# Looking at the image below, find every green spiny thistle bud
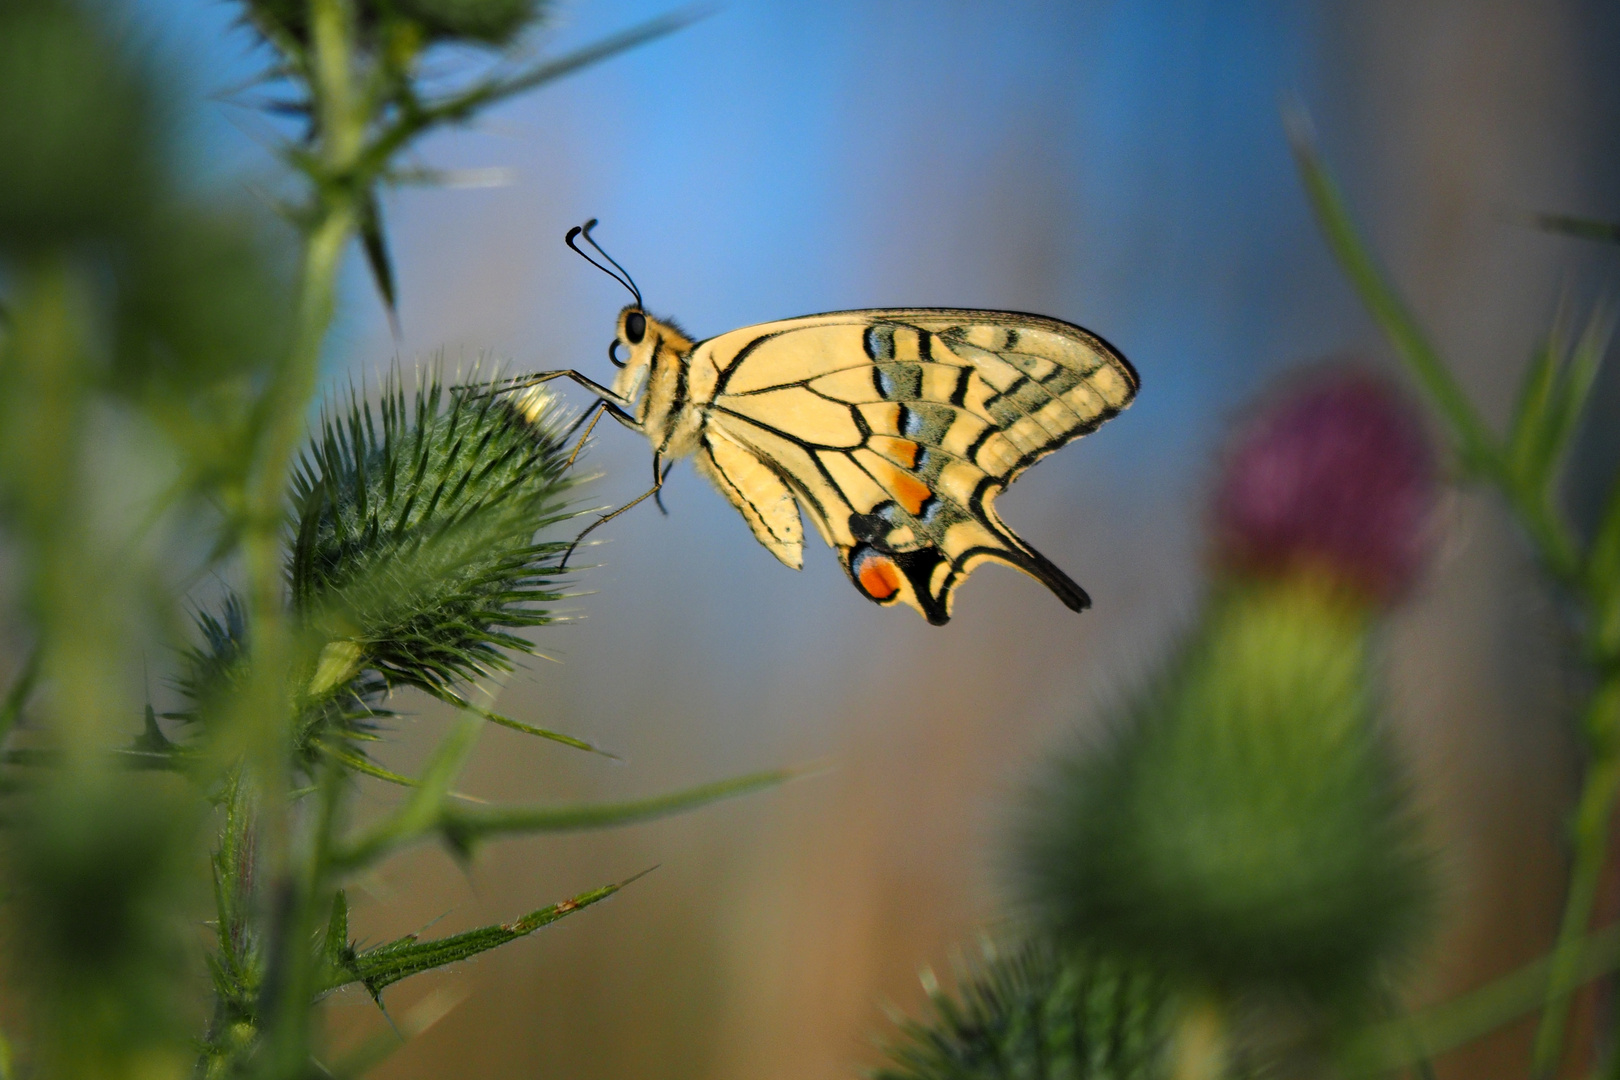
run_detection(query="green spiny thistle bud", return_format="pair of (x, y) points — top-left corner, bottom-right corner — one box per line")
(875, 939), (1171, 1080)
(171, 377), (582, 768)
(1018, 579), (1430, 1000)
(288, 375), (578, 703)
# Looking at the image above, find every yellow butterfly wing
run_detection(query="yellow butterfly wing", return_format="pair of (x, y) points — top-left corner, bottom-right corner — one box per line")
(689, 309), (1138, 624)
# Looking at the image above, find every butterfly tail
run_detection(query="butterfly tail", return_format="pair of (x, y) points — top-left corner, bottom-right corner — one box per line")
(1004, 542), (1092, 612)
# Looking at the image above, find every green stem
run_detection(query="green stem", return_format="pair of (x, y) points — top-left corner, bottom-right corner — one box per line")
(259, 764), (345, 1078)
(1345, 924), (1620, 1074)
(0, 259), (109, 759)
(1169, 996), (1228, 1080)
(1533, 724), (1620, 1078)
(235, 2), (364, 1075)
(239, 0), (363, 739)
(1289, 115), (1620, 1078)
(238, 190), (354, 1080)
(195, 774), (259, 1079)
(1500, 474), (1584, 590)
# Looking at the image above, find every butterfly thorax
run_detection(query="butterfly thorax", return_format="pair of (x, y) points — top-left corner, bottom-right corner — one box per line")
(610, 310), (711, 459)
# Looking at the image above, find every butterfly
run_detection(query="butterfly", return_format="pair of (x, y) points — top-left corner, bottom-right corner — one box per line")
(500, 220), (1139, 625)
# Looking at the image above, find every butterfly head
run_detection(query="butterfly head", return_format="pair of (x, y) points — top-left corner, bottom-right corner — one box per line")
(609, 304), (694, 403)
(564, 220), (695, 404)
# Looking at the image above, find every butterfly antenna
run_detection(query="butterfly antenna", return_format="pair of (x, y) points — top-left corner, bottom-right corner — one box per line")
(565, 218), (643, 307)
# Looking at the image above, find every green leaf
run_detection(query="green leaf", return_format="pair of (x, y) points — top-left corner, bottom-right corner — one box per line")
(1285, 109), (1500, 473)
(438, 767), (796, 853)
(325, 873), (644, 997)
(1, 747), (187, 771)
(312, 737), (419, 787)
(454, 700), (619, 759)
(1593, 471), (1620, 661)
(396, 0), (550, 46)
(1508, 334), (1562, 483)
(1507, 310), (1613, 490)
(324, 889), (350, 967)
(0, 651), (38, 747)
(357, 190), (400, 338)
(1551, 310), (1611, 458)
(133, 704), (175, 754)
(335, 765), (799, 870)
(1535, 213), (1620, 245)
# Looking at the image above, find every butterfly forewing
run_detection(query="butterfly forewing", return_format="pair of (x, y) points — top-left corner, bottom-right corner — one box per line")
(691, 309), (1136, 624)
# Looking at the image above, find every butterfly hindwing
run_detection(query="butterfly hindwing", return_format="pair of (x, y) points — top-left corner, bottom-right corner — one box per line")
(693, 309), (1136, 624)
(693, 427), (804, 569)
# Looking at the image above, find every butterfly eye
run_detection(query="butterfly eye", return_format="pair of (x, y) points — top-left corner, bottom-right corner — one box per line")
(608, 339), (627, 368)
(624, 311), (647, 344)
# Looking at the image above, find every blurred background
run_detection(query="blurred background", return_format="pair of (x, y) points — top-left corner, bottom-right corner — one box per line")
(77, 0), (1620, 1077)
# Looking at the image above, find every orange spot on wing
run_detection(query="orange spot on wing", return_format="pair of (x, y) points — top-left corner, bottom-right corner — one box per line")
(873, 436), (921, 469)
(857, 555), (902, 600)
(887, 469), (932, 515)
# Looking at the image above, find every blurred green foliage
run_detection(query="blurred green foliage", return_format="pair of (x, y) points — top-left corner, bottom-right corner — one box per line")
(0, 0), (155, 247)
(1021, 580), (1428, 1001)
(0, 1), (760, 1078)
(881, 118), (1620, 1080)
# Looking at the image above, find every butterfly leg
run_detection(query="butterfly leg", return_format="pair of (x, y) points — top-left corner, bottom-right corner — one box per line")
(563, 401), (609, 467)
(459, 369), (635, 414)
(653, 457), (675, 515)
(558, 452), (669, 570)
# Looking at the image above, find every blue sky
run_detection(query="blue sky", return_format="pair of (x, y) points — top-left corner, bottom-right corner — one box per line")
(120, 0), (1402, 751)
(136, 0), (1364, 466)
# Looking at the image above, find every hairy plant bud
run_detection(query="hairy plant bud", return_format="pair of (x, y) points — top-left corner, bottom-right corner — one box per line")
(1019, 580), (1430, 999)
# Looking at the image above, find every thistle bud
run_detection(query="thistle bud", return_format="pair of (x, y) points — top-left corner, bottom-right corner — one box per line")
(1018, 580), (1430, 999)
(288, 377), (576, 700)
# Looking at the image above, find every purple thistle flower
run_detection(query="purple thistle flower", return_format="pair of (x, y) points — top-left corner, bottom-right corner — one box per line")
(1212, 367), (1438, 605)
